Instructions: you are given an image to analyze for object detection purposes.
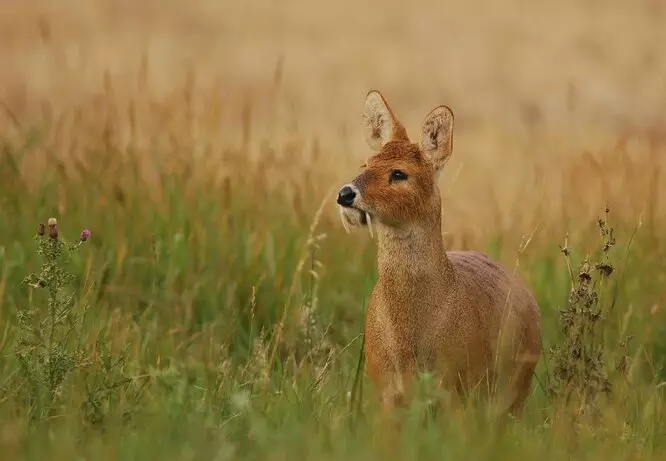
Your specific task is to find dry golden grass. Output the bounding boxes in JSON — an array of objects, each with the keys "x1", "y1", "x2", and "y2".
[{"x1": 2, "y1": 0, "x2": 665, "y2": 245}]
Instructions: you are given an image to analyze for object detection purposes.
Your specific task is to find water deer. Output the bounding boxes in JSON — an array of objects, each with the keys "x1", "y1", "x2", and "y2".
[{"x1": 336, "y1": 90, "x2": 542, "y2": 418}]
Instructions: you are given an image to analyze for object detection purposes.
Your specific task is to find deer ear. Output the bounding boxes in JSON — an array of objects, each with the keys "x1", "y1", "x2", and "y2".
[
  {"x1": 362, "y1": 90, "x2": 409, "y2": 151},
  {"x1": 420, "y1": 105, "x2": 454, "y2": 172}
]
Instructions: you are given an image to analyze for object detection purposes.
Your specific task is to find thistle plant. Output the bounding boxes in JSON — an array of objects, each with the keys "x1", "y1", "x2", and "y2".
[
  {"x1": 17, "y1": 218, "x2": 91, "y2": 421},
  {"x1": 549, "y1": 208, "x2": 619, "y2": 416}
]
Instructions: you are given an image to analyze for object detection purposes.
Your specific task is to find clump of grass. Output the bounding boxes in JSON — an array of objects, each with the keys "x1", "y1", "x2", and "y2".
[
  {"x1": 265, "y1": 193, "x2": 336, "y2": 385},
  {"x1": 81, "y1": 337, "x2": 148, "y2": 430}
]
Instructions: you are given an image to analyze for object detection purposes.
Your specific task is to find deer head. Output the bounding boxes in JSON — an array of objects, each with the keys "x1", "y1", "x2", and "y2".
[{"x1": 337, "y1": 90, "x2": 455, "y2": 233}]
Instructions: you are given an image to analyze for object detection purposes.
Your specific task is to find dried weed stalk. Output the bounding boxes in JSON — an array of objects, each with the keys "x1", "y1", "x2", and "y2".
[{"x1": 549, "y1": 207, "x2": 628, "y2": 417}]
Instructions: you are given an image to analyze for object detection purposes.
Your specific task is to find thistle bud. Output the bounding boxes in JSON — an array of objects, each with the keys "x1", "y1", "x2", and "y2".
[
  {"x1": 80, "y1": 229, "x2": 91, "y2": 242},
  {"x1": 38, "y1": 223, "x2": 45, "y2": 236},
  {"x1": 47, "y1": 217, "x2": 58, "y2": 239}
]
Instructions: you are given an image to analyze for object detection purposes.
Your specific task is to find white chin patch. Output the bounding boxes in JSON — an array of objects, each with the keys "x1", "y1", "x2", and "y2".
[{"x1": 338, "y1": 206, "x2": 374, "y2": 238}]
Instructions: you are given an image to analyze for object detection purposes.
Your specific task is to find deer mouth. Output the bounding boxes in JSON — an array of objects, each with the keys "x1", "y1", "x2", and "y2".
[{"x1": 338, "y1": 205, "x2": 374, "y2": 238}]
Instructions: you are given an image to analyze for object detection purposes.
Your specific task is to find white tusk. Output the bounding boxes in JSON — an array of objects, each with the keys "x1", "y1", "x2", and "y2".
[
  {"x1": 365, "y1": 212, "x2": 374, "y2": 239},
  {"x1": 339, "y1": 206, "x2": 350, "y2": 234}
]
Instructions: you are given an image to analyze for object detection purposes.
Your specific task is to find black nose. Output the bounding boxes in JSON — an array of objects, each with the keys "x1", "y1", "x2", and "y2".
[{"x1": 337, "y1": 186, "x2": 356, "y2": 207}]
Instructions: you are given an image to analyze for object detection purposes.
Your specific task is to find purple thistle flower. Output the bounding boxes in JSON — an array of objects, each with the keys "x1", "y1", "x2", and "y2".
[{"x1": 80, "y1": 229, "x2": 91, "y2": 242}]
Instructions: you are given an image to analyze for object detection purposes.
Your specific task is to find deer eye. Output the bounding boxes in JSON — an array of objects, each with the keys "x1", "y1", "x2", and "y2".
[{"x1": 390, "y1": 170, "x2": 408, "y2": 182}]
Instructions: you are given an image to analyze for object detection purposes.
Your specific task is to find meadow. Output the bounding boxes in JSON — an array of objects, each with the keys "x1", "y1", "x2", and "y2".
[{"x1": 0, "y1": 0, "x2": 665, "y2": 459}]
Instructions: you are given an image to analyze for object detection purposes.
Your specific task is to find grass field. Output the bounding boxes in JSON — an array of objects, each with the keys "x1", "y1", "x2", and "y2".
[{"x1": 1, "y1": 1, "x2": 666, "y2": 459}]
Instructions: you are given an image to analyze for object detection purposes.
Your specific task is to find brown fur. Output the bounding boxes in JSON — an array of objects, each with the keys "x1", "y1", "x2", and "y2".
[{"x1": 338, "y1": 90, "x2": 542, "y2": 418}]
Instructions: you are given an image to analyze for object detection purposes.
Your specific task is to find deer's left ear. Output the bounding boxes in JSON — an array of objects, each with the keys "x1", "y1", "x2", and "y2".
[{"x1": 420, "y1": 105, "x2": 454, "y2": 172}]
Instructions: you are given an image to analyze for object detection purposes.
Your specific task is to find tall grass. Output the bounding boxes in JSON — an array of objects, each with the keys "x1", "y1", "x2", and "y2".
[
  {"x1": 1, "y1": 1, "x2": 666, "y2": 459},
  {"x1": 1, "y1": 95, "x2": 665, "y2": 459}
]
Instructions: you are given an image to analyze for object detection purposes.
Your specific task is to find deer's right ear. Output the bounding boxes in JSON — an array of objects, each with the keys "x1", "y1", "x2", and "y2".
[{"x1": 362, "y1": 90, "x2": 408, "y2": 151}]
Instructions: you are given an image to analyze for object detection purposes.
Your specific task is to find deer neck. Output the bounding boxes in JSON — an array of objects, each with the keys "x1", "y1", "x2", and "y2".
[{"x1": 376, "y1": 210, "x2": 454, "y2": 287}]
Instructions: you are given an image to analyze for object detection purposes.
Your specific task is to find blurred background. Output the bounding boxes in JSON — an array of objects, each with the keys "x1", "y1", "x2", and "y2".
[{"x1": 3, "y1": 0, "x2": 666, "y2": 129}]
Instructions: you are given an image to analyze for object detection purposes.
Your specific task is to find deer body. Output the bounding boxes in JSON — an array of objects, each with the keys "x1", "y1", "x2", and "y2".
[{"x1": 337, "y1": 91, "x2": 542, "y2": 417}]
